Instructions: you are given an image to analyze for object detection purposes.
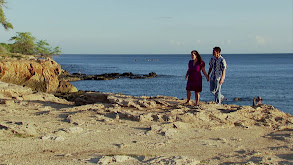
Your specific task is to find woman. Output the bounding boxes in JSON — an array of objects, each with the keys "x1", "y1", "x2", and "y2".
[{"x1": 185, "y1": 50, "x2": 209, "y2": 107}]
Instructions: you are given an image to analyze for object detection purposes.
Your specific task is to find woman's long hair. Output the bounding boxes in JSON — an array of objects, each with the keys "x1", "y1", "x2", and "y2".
[{"x1": 191, "y1": 50, "x2": 202, "y2": 64}]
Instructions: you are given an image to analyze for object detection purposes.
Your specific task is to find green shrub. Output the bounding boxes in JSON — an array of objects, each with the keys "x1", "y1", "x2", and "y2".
[{"x1": 0, "y1": 45, "x2": 8, "y2": 53}]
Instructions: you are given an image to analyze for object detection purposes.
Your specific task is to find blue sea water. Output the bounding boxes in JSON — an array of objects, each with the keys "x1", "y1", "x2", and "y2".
[{"x1": 53, "y1": 53, "x2": 293, "y2": 115}]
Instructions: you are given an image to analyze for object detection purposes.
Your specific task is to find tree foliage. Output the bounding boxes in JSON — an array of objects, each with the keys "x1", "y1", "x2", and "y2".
[
  {"x1": 0, "y1": 42, "x2": 11, "y2": 52},
  {"x1": 9, "y1": 32, "x2": 36, "y2": 55},
  {"x1": 1, "y1": 1, "x2": 61, "y2": 56},
  {"x1": 0, "y1": 0, "x2": 13, "y2": 30},
  {"x1": 35, "y1": 40, "x2": 61, "y2": 56},
  {"x1": 7, "y1": 32, "x2": 62, "y2": 56}
]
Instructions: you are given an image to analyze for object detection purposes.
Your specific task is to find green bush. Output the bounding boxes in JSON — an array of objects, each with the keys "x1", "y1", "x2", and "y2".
[{"x1": 0, "y1": 45, "x2": 8, "y2": 53}]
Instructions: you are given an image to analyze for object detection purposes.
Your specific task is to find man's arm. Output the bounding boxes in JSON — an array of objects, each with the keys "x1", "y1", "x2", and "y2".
[
  {"x1": 220, "y1": 58, "x2": 227, "y2": 85},
  {"x1": 220, "y1": 69, "x2": 226, "y2": 85},
  {"x1": 208, "y1": 67, "x2": 212, "y2": 77}
]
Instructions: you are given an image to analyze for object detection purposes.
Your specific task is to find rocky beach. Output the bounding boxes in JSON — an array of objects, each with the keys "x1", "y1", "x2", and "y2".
[{"x1": 0, "y1": 57, "x2": 293, "y2": 164}]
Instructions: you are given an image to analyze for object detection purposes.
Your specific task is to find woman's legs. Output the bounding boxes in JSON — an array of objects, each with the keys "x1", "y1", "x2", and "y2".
[
  {"x1": 186, "y1": 90, "x2": 201, "y2": 106},
  {"x1": 186, "y1": 90, "x2": 191, "y2": 103},
  {"x1": 195, "y1": 92, "x2": 200, "y2": 106}
]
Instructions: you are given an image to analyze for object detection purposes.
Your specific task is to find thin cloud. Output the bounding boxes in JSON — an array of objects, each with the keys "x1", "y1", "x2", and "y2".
[
  {"x1": 158, "y1": 16, "x2": 173, "y2": 20},
  {"x1": 255, "y1": 35, "x2": 267, "y2": 45},
  {"x1": 170, "y1": 40, "x2": 185, "y2": 46},
  {"x1": 221, "y1": 40, "x2": 232, "y2": 45}
]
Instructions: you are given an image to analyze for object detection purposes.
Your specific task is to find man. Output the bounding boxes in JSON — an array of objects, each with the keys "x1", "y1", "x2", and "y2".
[{"x1": 208, "y1": 47, "x2": 227, "y2": 104}]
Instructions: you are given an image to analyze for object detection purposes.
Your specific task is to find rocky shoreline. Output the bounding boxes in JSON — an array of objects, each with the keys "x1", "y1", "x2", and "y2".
[
  {"x1": 59, "y1": 71, "x2": 157, "y2": 81},
  {"x1": 0, "y1": 57, "x2": 293, "y2": 164},
  {"x1": 1, "y1": 81, "x2": 293, "y2": 164},
  {"x1": 0, "y1": 57, "x2": 77, "y2": 93}
]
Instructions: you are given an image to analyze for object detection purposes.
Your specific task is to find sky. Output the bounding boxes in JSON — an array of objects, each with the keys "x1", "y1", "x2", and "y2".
[{"x1": 0, "y1": 0, "x2": 292, "y2": 54}]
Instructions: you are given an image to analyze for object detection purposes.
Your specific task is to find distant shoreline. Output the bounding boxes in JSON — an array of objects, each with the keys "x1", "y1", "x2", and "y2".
[{"x1": 58, "y1": 53, "x2": 293, "y2": 56}]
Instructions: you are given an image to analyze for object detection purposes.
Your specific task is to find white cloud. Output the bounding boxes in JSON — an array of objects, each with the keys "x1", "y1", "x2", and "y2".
[
  {"x1": 255, "y1": 35, "x2": 267, "y2": 45},
  {"x1": 170, "y1": 40, "x2": 185, "y2": 46},
  {"x1": 220, "y1": 40, "x2": 232, "y2": 45}
]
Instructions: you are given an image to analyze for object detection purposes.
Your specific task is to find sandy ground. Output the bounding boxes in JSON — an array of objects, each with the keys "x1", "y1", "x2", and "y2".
[{"x1": 0, "y1": 81, "x2": 293, "y2": 165}]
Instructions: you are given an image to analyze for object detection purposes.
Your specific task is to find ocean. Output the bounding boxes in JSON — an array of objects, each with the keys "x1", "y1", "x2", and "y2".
[{"x1": 53, "y1": 53, "x2": 293, "y2": 115}]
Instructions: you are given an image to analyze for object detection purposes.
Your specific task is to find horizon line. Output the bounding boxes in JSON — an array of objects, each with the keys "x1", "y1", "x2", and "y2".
[{"x1": 60, "y1": 52, "x2": 293, "y2": 55}]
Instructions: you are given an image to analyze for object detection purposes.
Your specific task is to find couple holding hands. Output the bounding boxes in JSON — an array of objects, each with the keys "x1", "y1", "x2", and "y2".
[{"x1": 185, "y1": 47, "x2": 227, "y2": 107}]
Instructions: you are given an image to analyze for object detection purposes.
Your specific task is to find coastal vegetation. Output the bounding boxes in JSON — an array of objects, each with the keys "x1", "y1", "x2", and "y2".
[
  {"x1": 0, "y1": 32, "x2": 61, "y2": 57},
  {"x1": 0, "y1": 1, "x2": 61, "y2": 57}
]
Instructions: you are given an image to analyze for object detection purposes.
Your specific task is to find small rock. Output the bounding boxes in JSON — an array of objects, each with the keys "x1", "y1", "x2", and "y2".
[
  {"x1": 150, "y1": 125, "x2": 162, "y2": 132},
  {"x1": 64, "y1": 153, "x2": 72, "y2": 157},
  {"x1": 97, "y1": 156, "x2": 113, "y2": 165},
  {"x1": 234, "y1": 97, "x2": 241, "y2": 101},
  {"x1": 63, "y1": 127, "x2": 83, "y2": 134},
  {"x1": 173, "y1": 122, "x2": 190, "y2": 129},
  {"x1": 52, "y1": 136, "x2": 65, "y2": 141},
  {"x1": 139, "y1": 113, "x2": 153, "y2": 122},
  {"x1": 115, "y1": 143, "x2": 127, "y2": 148},
  {"x1": 113, "y1": 155, "x2": 135, "y2": 162},
  {"x1": 40, "y1": 136, "x2": 51, "y2": 140},
  {"x1": 163, "y1": 128, "x2": 177, "y2": 138}
]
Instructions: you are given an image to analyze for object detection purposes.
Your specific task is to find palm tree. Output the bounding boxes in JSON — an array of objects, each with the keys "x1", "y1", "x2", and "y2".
[{"x1": 0, "y1": 0, "x2": 13, "y2": 30}]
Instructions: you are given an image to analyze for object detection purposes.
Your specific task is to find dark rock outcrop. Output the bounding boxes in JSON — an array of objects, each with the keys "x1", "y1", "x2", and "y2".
[
  {"x1": 54, "y1": 90, "x2": 109, "y2": 106},
  {"x1": 59, "y1": 72, "x2": 157, "y2": 82}
]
